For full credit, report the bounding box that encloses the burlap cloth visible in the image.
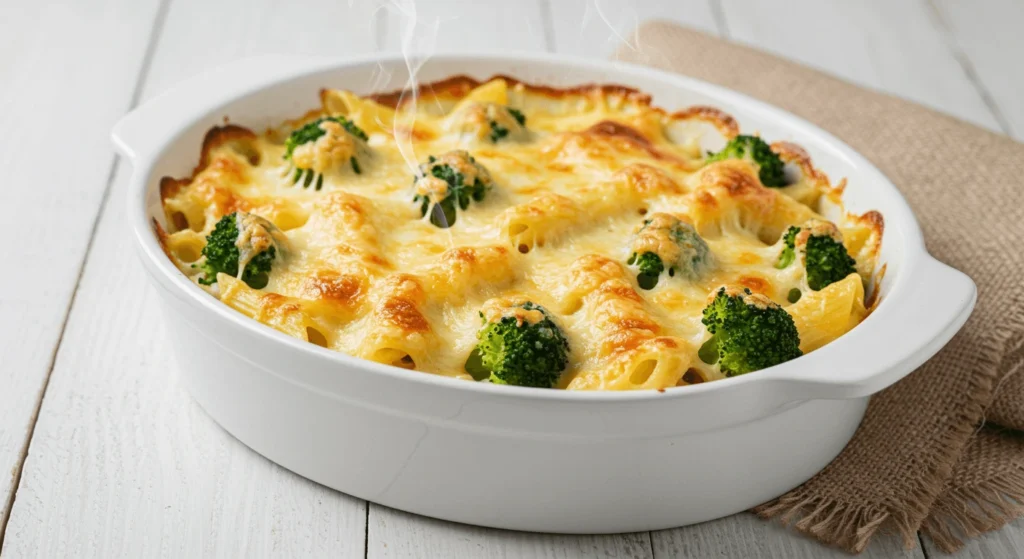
[616,23,1024,553]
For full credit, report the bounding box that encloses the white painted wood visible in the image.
[1,0,382,555]
[545,0,720,58]
[139,0,381,102]
[0,0,162,535]
[719,0,1003,133]
[653,512,924,559]
[923,516,1024,558]
[369,506,652,559]
[380,0,548,54]
[931,0,1022,140]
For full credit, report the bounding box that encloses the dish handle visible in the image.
[111,54,328,161]
[769,254,976,401]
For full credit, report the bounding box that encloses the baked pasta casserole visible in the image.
[156,76,883,391]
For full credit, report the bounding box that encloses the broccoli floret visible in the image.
[706,134,787,187]
[467,301,570,388]
[284,117,367,156]
[489,122,509,142]
[627,251,665,290]
[508,108,526,126]
[195,212,278,289]
[489,107,528,142]
[805,234,857,291]
[283,116,368,189]
[455,102,528,144]
[627,214,714,290]
[775,220,857,291]
[776,226,800,269]
[412,151,493,228]
[698,286,802,376]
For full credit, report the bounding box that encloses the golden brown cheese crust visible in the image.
[299,271,365,308]
[481,296,546,326]
[367,74,653,108]
[613,163,683,197]
[671,106,740,138]
[157,75,884,390]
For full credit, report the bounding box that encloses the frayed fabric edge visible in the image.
[922,458,1024,553]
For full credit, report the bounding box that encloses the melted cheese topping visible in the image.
[233,212,281,279]
[158,77,883,390]
[481,296,546,326]
[292,120,357,173]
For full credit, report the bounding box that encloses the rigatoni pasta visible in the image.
[156,75,883,391]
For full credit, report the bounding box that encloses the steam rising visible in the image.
[371,1,443,176]
[360,0,647,233]
[585,0,642,54]
[366,0,648,175]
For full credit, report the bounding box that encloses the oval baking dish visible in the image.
[113,53,976,533]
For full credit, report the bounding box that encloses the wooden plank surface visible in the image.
[0,0,380,556]
[931,0,1021,139]
[719,0,1003,133]
[0,0,164,540]
[381,0,548,53]
[2,0,1022,557]
[545,0,719,57]
[368,506,653,559]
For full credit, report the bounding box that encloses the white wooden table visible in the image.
[2,0,1022,556]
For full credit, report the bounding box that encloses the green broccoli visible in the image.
[627,214,714,290]
[413,151,493,228]
[698,286,802,377]
[776,226,800,269]
[706,134,787,187]
[195,212,278,289]
[627,251,666,290]
[465,301,570,388]
[283,116,368,189]
[508,108,526,126]
[775,220,857,291]
[489,107,527,143]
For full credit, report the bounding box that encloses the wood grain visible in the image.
[719,0,1003,132]
[369,506,652,559]
[545,0,719,57]
[0,0,163,537]
[380,0,548,53]
[931,0,1021,139]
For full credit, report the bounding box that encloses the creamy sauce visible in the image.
[160,79,882,390]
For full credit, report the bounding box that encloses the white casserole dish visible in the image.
[113,53,976,533]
